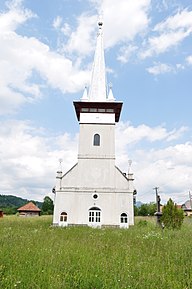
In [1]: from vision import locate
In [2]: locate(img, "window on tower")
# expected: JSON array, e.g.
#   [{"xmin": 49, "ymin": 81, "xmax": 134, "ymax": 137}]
[{"xmin": 93, "ymin": 134, "xmax": 100, "ymax": 146}]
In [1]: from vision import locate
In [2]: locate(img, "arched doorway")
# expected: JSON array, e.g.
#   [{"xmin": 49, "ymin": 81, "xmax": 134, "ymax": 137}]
[
  {"xmin": 120, "ymin": 213, "xmax": 129, "ymax": 228},
  {"xmin": 88, "ymin": 207, "xmax": 101, "ymax": 227},
  {"xmin": 59, "ymin": 212, "xmax": 68, "ymax": 227}
]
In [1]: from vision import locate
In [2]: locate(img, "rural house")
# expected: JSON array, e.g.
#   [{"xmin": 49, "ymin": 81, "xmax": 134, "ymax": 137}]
[
  {"xmin": 17, "ymin": 202, "xmax": 41, "ymax": 217},
  {"xmin": 53, "ymin": 20, "xmax": 136, "ymax": 228},
  {"xmin": 182, "ymin": 200, "xmax": 192, "ymax": 216}
]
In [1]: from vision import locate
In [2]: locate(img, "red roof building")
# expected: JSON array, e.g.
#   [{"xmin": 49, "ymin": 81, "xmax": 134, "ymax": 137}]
[{"xmin": 17, "ymin": 202, "xmax": 41, "ymax": 217}]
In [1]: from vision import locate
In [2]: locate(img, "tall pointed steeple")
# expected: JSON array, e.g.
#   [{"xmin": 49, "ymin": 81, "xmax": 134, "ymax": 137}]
[
  {"xmin": 74, "ymin": 19, "xmax": 122, "ymax": 123},
  {"xmin": 88, "ymin": 20, "xmax": 107, "ymax": 101}
]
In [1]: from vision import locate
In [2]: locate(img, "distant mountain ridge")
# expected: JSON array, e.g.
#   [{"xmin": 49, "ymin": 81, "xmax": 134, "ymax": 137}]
[{"xmin": 0, "ymin": 194, "xmax": 43, "ymax": 209}]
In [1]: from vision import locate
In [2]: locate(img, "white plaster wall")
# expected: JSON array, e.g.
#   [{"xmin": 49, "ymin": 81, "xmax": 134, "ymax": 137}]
[
  {"xmin": 80, "ymin": 113, "xmax": 115, "ymax": 124},
  {"xmin": 58, "ymin": 162, "xmax": 130, "ymax": 190},
  {"xmin": 53, "ymin": 191, "xmax": 134, "ymax": 226},
  {"xmin": 53, "ymin": 110, "xmax": 135, "ymax": 228},
  {"xmin": 78, "ymin": 123, "xmax": 115, "ymax": 159}
]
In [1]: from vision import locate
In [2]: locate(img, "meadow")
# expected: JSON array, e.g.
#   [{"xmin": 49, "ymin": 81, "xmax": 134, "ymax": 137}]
[{"xmin": 0, "ymin": 216, "xmax": 191, "ymax": 289}]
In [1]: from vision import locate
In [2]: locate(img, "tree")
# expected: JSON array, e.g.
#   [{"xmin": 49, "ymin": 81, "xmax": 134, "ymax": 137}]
[
  {"xmin": 138, "ymin": 204, "xmax": 148, "ymax": 216},
  {"xmin": 137, "ymin": 203, "xmax": 156, "ymax": 216},
  {"xmin": 161, "ymin": 198, "xmax": 184, "ymax": 229},
  {"xmin": 42, "ymin": 196, "xmax": 54, "ymax": 215},
  {"xmin": 134, "ymin": 205, "xmax": 139, "ymax": 216}
]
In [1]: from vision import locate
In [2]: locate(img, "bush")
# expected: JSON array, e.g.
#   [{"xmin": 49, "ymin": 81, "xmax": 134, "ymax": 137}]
[{"xmin": 161, "ymin": 198, "xmax": 184, "ymax": 229}]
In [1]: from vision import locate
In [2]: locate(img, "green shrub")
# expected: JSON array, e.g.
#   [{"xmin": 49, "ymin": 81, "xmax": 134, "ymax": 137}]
[{"xmin": 161, "ymin": 198, "xmax": 184, "ymax": 229}]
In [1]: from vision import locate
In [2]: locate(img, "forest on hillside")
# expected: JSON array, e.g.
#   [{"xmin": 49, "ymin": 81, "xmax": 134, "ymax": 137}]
[{"xmin": 0, "ymin": 194, "xmax": 42, "ymax": 214}]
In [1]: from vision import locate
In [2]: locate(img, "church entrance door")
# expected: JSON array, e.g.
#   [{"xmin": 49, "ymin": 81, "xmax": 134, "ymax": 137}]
[{"xmin": 88, "ymin": 207, "xmax": 101, "ymax": 227}]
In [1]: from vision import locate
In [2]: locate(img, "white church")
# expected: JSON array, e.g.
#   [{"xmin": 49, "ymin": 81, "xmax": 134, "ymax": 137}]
[{"xmin": 52, "ymin": 21, "xmax": 136, "ymax": 228}]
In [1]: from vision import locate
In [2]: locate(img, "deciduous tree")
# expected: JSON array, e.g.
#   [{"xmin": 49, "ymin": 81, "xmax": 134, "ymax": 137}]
[{"xmin": 42, "ymin": 196, "xmax": 54, "ymax": 215}]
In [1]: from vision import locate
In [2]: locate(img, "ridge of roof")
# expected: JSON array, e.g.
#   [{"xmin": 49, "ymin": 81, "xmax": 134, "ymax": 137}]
[{"xmin": 17, "ymin": 201, "xmax": 41, "ymax": 212}]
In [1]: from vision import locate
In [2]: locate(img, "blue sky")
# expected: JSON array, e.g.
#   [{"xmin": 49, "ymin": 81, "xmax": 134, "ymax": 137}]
[{"xmin": 0, "ymin": 0, "xmax": 192, "ymax": 204}]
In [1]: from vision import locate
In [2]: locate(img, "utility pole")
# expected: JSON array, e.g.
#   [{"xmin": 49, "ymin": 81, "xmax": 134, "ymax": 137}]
[
  {"xmin": 153, "ymin": 187, "xmax": 162, "ymax": 225},
  {"xmin": 189, "ymin": 191, "xmax": 192, "ymax": 209},
  {"xmin": 153, "ymin": 187, "xmax": 160, "ymax": 212}
]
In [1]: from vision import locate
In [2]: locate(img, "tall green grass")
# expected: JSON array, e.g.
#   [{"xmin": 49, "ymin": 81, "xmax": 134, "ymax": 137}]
[{"xmin": 0, "ymin": 216, "xmax": 192, "ymax": 289}]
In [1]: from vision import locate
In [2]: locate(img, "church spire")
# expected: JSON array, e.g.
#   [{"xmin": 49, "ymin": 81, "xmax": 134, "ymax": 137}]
[{"xmin": 88, "ymin": 20, "xmax": 107, "ymax": 101}]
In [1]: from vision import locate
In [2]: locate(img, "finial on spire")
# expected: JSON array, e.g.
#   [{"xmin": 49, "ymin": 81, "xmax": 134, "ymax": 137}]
[
  {"xmin": 98, "ymin": 20, "xmax": 103, "ymax": 29},
  {"xmin": 98, "ymin": 13, "xmax": 103, "ymax": 28}
]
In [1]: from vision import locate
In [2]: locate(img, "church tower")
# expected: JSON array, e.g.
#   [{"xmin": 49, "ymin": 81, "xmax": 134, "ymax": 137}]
[{"xmin": 53, "ymin": 21, "xmax": 136, "ymax": 228}]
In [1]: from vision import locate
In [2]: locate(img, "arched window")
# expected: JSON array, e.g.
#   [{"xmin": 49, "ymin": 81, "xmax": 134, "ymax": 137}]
[
  {"xmin": 60, "ymin": 212, "xmax": 67, "ymax": 222},
  {"xmin": 89, "ymin": 207, "xmax": 101, "ymax": 223},
  {"xmin": 93, "ymin": 134, "xmax": 100, "ymax": 146},
  {"xmin": 120, "ymin": 213, "xmax": 128, "ymax": 223}
]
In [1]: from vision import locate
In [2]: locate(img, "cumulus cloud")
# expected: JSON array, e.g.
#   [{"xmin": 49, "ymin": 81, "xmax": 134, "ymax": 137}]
[
  {"xmin": 134, "ymin": 144, "xmax": 192, "ymax": 204},
  {"xmin": 146, "ymin": 61, "xmax": 186, "ymax": 75},
  {"xmin": 0, "ymin": 1, "xmax": 90, "ymax": 115},
  {"xmin": 140, "ymin": 9, "xmax": 192, "ymax": 58},
  {"xmin": 186, "ymin": 55, "xmax": 192, "ymax": 65},
  {"xmin": 153, "ymin": 9, "xmax": 192, "ymax": 32},
  {"xmin": 0, "ymin": 119, "xmax": 190, "ymax": 203},
  {"xmin": 117, "ymin": 45, "xmax": 138, "ymax": 63},
  {"xmin": 62, "ymin": 0, "xmax": 151, "ymax": 56},
  {"xmin": 52, "ymin": 16, "xmax": 62, "ymax": 30},
  {"xmin": 63, "ymin": 14, "xmax": 97, "ymax": 56},
  {"xmin": 116, "ymin": 122, "xmax": 187, "ymax": 146},
  {"xmin": 0, "ymin": 0, "xmax": 35, "ymax": 33},
  {"xmin": 115, "ymin": 122, "xmax": 191, "ymax": 204},
  {"xmin": 0, "ymin": 120, "xmax": 78, "ymax": 200},
  {"xmin": 146, "ymin": 62, "xmax": 173, "ymax": 75},
  {"xmin": 101, "ymin": 0, "xmax": 151, "ymax": 48}
]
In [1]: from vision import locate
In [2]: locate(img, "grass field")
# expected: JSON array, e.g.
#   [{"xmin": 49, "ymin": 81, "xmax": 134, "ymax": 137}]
[{"xmin": 0, "ymin": 216, "xmax": 192, "ymax": 289}]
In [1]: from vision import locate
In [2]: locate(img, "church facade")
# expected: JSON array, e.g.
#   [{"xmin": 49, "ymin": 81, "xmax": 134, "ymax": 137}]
[{"xmin": 52, "ymin": 21, "xmax": 136, "ymax": 228}]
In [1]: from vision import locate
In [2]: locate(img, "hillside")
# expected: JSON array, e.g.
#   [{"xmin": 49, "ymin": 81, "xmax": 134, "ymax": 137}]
[{"xmin": 0, "ymin": 194, "xmax": 43, "ymax": 212}]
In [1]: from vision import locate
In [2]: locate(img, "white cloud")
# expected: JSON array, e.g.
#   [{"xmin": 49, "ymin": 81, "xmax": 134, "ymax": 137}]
[
  {"xmin": 101, "ymin": 0, "xmax": 151, "ymax": 48},
  {"xmin": 154, "ymin": 9, "xmax": 192, "ymax": 32},
  {"xmin": 0, "ymin": 120, "xmax": 78, "ymax": 200},
  {"xmin": 141, "ymin": 30, "xmax": 190, "ymax": 58},
  {"xmin": 0, "ymin": 2, "xmax": 91, "ymax": 115},
  {"xmin": 0, "ymin": 119, "xmax": 190, "ymax": 204},
  {"xmin": 133, "ymin": 143, "xmax": 192, "ymax": 204},
  {"xmin": 52, "ymin": 16, "xmax": 62, "ymax": 30},
  {"xmin": 146, "ymin": 62, "xmax": 173, "ymax": 75},
  {"xmin": 63, "ymin": 0, "xmax": 151, "ymax": 56},
  {"xmin": 146, "ymin": 62, "xmax": 186, "ymax": 75},
  {"xmin": 140, "ymin": 9, "xmax": 192, "ymax": 58},
  {"xmin": 117, "ymin": 45, "xmax": 138, "ymax": 63},
  {"xmin": 63, "ymin": 14, "xmax": 97, "ymax": 56},
  {"xmin": 116, "ymin": 122, "xmax": 187, "ymax": 146},
  {"xmin": 186, "ymin": 55, "xmax": 192, "ymax": 65},
  {"xmin": 115, "ymin": 122, "xmax": 190, "ymax": 204},
  {"xmin": 0, "ymin": 0, "xmax": 36, "ymax": 33}
]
